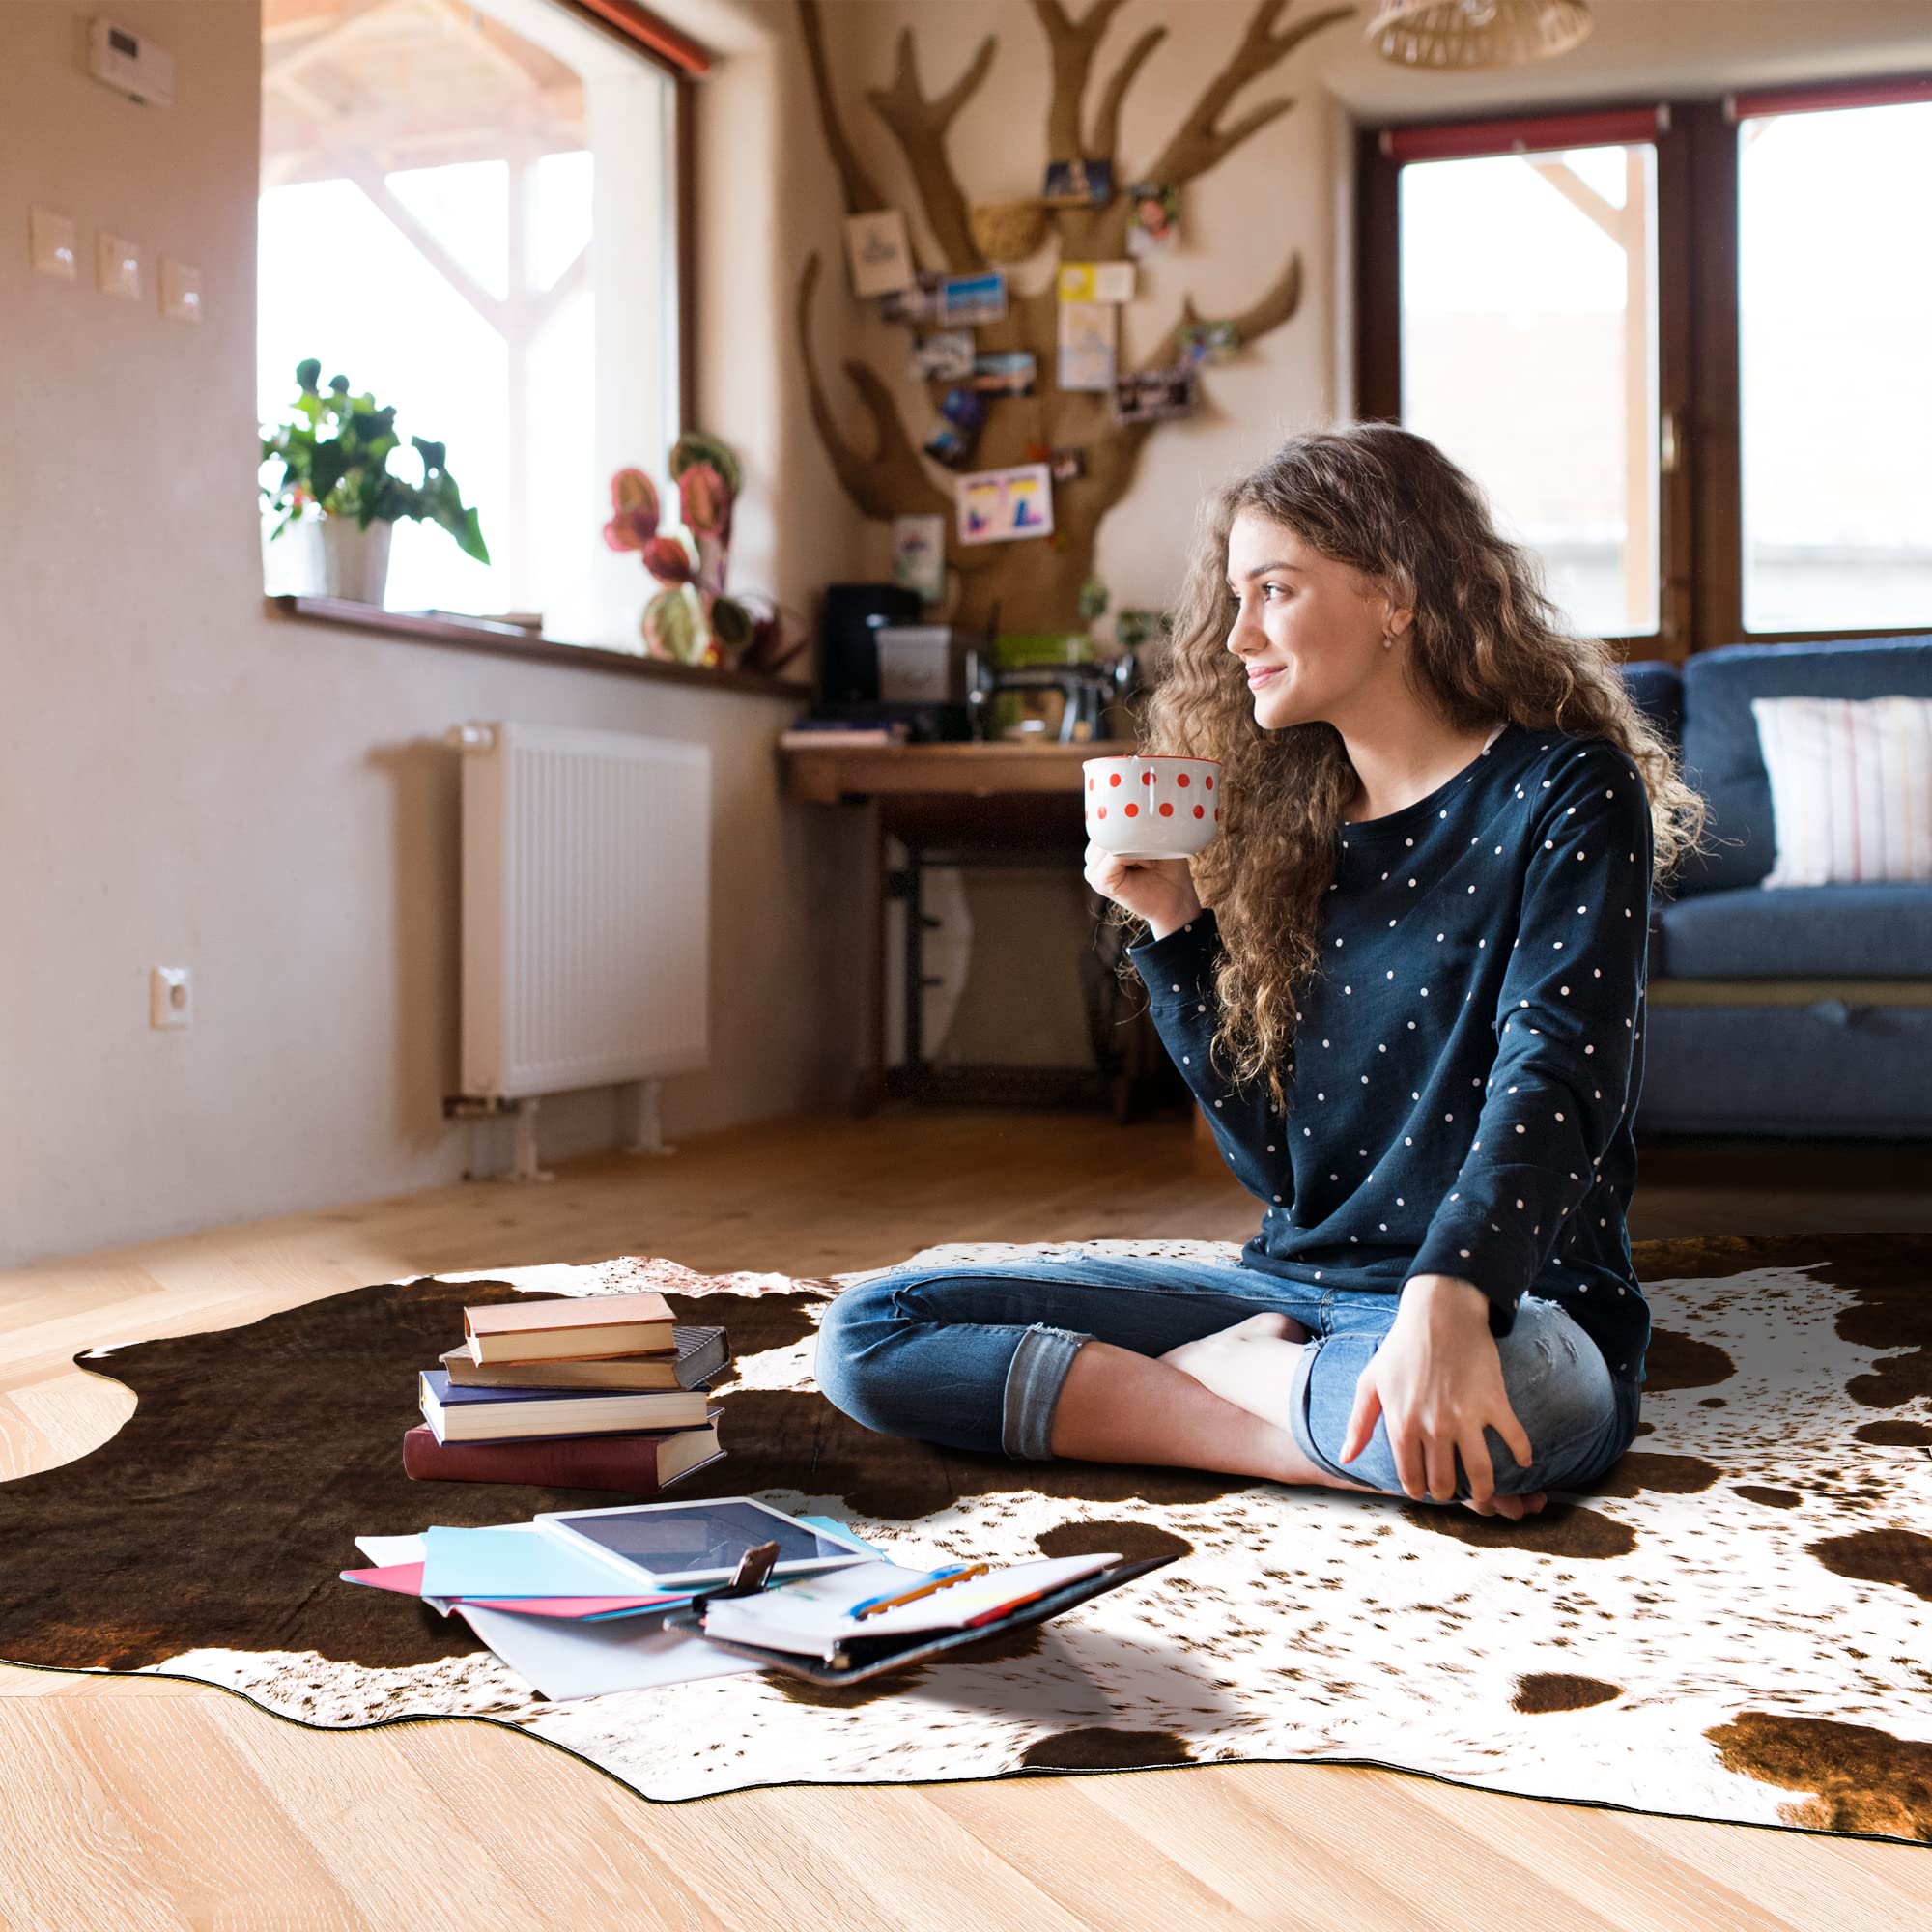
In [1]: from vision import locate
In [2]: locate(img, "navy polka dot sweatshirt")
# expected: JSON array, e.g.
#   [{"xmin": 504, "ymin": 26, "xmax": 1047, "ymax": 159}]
[{"xmin": 1123, "ymin": 721, "xmax": 1655, "ymax": 1386}]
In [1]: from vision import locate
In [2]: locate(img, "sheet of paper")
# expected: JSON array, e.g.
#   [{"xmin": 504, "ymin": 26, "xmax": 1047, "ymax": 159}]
[
  {"xmin": 458, "ymin": 1604, "xmax": 762, "ymax": 1700},
  {"xmin": 356, "ymin": 1533, "xmax": 427, "ymax": 1569},
  {"xmin": 420, "ymin": 1523, "xmax": 642, "ymax": 1600}
]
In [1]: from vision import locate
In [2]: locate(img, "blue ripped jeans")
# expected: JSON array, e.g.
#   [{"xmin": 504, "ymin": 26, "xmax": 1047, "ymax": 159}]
[{"xmin": 814, "ymin": 1249, "xmax": 1642, "ymax": 1500}]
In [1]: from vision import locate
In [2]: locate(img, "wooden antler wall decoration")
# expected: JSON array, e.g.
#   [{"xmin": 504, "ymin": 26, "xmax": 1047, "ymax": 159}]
[{"xmin": 796, "ymin": 0, "xmax": 1354, "ymax": 630}]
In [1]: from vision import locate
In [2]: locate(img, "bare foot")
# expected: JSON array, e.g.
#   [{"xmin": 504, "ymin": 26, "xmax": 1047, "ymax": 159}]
[
  {"xmin": 1159, "ymin": 1315, "xmax": 1307, "ymax": 1438},
  {"xmin": 1161, "ymin": 1316, "xmax": 1551, "ymax": 1520}
]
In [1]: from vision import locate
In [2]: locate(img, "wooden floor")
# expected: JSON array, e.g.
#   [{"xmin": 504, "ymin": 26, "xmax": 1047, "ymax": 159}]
[{"xmin": 2, "ymin": 1107, "xmax": 1928, "ymax": 1931}]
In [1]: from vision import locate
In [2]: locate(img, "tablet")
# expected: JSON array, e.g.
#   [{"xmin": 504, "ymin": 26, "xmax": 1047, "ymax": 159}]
[{"xmin": 535, "ymin": 1496, "xmax": 877, "ymax": 1589}]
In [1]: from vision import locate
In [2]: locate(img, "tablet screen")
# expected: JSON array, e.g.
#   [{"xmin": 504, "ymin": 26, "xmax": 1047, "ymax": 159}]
[{"xmin": 546, "ymin": 1501, "xmax": 863, "ymax": 1585}]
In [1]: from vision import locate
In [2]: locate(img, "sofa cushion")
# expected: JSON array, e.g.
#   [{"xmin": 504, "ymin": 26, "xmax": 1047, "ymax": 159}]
[
  {"xmin": 1619, "ymin": 659, "xmax": 1684, "ymax": 748},
  {"xmin": 1656, "ymin": 881, "xmax": 1932, "ymax": 979},
  {"xmin": 1674, "ymin": 636, "xmax": 1932, "ymax": 895}
]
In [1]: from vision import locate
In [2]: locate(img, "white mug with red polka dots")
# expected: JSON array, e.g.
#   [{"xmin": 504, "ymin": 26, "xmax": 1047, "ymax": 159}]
[{"xmin": 1082, "ymin": 753, "xmax": 1223, "ymax": 861}]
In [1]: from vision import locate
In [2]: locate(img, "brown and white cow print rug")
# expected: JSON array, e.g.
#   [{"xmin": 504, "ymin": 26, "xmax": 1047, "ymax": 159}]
[{"xmin": 2, "ymin": 1232, "xmax": 1927, "ymax": 1843}]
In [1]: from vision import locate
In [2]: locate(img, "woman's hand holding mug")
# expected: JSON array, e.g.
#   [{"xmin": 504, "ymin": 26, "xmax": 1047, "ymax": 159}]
[
  {"xmin": 1084, "ymin": 846, "xmax": 1202, "ymax": 942},
  {"xmin": 1082, "ymin": 753, "xmax": 1222, "ymax": 941}
]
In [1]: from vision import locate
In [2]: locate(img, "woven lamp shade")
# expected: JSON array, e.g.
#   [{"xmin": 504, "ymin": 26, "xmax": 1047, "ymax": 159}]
[{"xmin": 1368, "ymin": 0, "xmax": 1592, "ymax": 69}]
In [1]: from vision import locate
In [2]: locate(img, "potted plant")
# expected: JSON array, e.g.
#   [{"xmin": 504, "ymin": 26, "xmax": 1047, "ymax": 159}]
[{"xmin": 260, "ymin": 358, "xmax": 489, "ymax": 604}]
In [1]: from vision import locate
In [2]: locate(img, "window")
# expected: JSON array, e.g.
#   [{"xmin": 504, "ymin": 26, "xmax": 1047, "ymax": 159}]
[
  {"xmin": 1396, "ymin": 124, "xmax": 1661, "ymax": 639},
  {"xmin": 1358, "ymin": 75, "xmax": 1932, "ymax": 654},
  {"xmin": 1736, "ymin": 95, "xmax": 1932, "ymax": 634},
  {"xmin": 259, "ymin": 0, "xmax": 688, "ymax": 646}
]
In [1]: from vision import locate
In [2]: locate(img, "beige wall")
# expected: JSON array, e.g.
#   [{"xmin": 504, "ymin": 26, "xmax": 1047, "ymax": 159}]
[{"xmin": 0, "ymin": 0, "xmax": 864, "ymax": 1265}]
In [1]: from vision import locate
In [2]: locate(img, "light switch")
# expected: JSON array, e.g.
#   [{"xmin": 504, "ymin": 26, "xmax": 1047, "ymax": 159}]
[
  {"xmin": 96, "ymin": 230, "xmax": 141, "ymax": 300},
  {"xmin": 159, "ymin": 257, "xmax": 202, "ymax": 323},
  {"xmin": 30, "ymin": 206, "xmax": 77, "ymax": 279}
]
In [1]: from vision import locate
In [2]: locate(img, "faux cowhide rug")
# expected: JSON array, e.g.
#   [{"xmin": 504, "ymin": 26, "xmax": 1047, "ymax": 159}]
[{"xmin": 3, "ymin": 1233, "xmax": 1929, "ymax": 1844}]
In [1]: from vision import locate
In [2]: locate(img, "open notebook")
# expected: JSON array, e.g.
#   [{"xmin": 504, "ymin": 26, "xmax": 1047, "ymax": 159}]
[{"xmin": 696, "ymin": 1553, "xmax": 1126, "ymax": 1660}]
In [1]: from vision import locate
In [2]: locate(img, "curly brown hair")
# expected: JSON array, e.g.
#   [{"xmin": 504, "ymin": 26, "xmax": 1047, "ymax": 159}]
[{"xmin": 1106, "ymin": 421, "xmax": 1711, "ymax": 1116}]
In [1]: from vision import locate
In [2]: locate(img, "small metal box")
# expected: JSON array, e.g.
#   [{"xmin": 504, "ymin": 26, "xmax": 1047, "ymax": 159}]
[{"xmin": 875, "ymin": 625, "xmax": 965, "ymax": 704}]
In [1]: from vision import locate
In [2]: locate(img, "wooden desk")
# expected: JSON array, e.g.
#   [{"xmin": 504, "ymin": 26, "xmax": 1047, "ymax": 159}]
[{"xmin": 780, "ymin": 740, "xmax": 1180, "ymax": 1118}]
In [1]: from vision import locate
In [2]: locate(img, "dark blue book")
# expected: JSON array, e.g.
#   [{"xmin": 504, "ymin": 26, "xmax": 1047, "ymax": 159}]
[{"xmin": 417, "ymin": 1370, "xmax": 715, "ymax": 1445}]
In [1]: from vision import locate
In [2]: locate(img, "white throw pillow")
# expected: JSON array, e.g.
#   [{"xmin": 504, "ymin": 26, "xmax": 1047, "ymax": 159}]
[{"xmin": 1749, "ymin": 694, "xmax": 1932, "ymax": 888}]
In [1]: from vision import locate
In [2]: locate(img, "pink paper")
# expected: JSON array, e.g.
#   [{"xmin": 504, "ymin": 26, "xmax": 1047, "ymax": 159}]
[{"xmin": 341, "ymin": 1563, "xmax": 673, "ymax": 1619}]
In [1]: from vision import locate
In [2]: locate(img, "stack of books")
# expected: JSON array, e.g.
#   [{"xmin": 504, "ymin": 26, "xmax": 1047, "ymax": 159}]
[{"xmin": 407, "ymin": 1291, "xmax": 730, "ymax": 1494}]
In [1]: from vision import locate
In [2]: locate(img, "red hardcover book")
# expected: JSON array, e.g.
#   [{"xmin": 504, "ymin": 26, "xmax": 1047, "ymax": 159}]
[{"xmin": 401, "ymin": 1414, "xmax": 722, "ymax": 1492}]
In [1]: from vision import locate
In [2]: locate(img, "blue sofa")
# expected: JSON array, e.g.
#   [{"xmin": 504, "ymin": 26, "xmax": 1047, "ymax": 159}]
[{"xmin": 1620, "ymin": 636, "xmax": 1932, "ymax": 1138}]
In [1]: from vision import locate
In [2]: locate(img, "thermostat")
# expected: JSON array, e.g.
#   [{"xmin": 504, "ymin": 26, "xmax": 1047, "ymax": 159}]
[{"xmin": 89, "ymin": 17, "xmax": 174, "ymax": 107}]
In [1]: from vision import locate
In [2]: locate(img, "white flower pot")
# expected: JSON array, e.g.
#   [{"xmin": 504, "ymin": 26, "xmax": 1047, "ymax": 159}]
[{"xmin": 318, "ymin": 517, "xmax": 393, "ymax": 605}]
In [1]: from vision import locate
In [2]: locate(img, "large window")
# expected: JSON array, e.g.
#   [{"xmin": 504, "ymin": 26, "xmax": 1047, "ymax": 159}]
[
  {"xmin": 1397, "ymin": 124, "xmax": 1660, "ymax": 639},
  {"xmin": 1359, "ymin": 78, "xmax": 1932, "ymax": 654},
  {"xmin": 259, "ymin": 0, "xmax": 685, "ymax": 646},
  {"xmin": 1737, "ymin": 96, "xmax": 1932, "ymax": 634}
]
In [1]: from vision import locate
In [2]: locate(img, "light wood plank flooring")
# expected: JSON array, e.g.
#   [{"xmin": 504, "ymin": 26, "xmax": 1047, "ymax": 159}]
[{"xmin": 2, "ymin": 1108, "xmax": 1927, "ymax": 1931}]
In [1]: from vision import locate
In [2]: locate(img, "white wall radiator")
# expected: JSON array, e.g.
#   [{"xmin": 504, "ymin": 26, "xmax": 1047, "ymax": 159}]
[{"xmin": 448, "ymin": 720, "xmax": 710, "ymax": 1173}]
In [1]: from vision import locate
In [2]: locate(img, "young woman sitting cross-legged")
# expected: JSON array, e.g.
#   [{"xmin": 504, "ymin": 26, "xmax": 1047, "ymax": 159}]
[{"xmin": 815, "ymin": 423, "xmax": 1709, "ymax": 1520}]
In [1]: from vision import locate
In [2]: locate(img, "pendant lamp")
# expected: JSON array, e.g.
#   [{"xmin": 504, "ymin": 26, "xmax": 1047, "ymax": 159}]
[{"xmin": 1367, "ymin": 0, "xmax": 1593, "ymax": 70}]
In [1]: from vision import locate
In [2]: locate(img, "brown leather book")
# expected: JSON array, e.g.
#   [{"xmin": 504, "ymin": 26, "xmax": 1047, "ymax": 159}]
[{"xmin": 401, "ymin": 1415, "xmax": 723, "ymax": 1492}]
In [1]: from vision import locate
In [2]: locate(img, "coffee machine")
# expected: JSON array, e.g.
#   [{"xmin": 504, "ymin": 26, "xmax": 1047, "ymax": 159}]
[{"xmin": 815, "ymin": 582, "xmax": 976, "ymax": 742}]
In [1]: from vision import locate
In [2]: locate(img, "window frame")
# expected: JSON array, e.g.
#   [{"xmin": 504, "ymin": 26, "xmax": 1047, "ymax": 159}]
[
  {"xmin": 256, "ymin": 0, "xmax": 703, "ymax": 670},
  {"xmin": 1355, "ymin": 79, "xmax": 1932, "ymax": 659}
]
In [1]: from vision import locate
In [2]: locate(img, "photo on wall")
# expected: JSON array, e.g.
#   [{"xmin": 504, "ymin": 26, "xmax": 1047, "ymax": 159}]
[
  {"xmin": 1042, "ymin": 157, "xmax": 1115, "ymax": 208},
  {"xmin": 842, "ymin": 210, "xmax": 915, "ymax": 298},
  {"xmin": 892, "ymin": 514, "xmax": 948, "ymax": 605},
  {"xmin": 881, "ymin": 271, "xmax": 946, "ymax": 326},
  {"xmin": 942, "ymin": 271, "xmax": 1008, "ymax": 327},
  {"xmin": 1058, "ymin": 261, "xmax": 1135, "ymax": 305},
  {"xmin": 970, "ymin": 350, "xmax": 1037, "ymax": 396},
  {"xmin": 1114, "ymin": 366, "xmax": 1198, "ymax": 426},
  {"xmin": 1056, "ymin": 301, "xmax": 1117, "ymax": 393},
  {"xmin": 1125, "ymin": 182, "xmax": 1179, "ymax": 255},
  {"xmin": 1177, "ymin": 318, "xmax": 1240, "ymax": 366},
  {"xmin": 909, "ymin": 332, "xmax": 976, "ymax": 383},
  {"xmin": 956, "ymin": 463, "xmax": 1055, "ymax": 546}
]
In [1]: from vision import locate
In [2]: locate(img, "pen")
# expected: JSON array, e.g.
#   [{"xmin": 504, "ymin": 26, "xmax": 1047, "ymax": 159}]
[{"xmin": 847, "ymin": 1562, "xmax": 990, "ymax": 1620}]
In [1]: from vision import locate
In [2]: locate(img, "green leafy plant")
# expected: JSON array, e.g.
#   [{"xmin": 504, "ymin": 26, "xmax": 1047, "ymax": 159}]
[{"xmin": 260, "ymin": 358, "xmax": 490, "ymax": 564}]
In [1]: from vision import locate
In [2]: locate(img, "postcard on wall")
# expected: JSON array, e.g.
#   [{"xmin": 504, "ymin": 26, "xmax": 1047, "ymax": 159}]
[
  {"xmin": 956, "ymin": 463, "xmax": 1055, "ymax": 547},
  {"xmin": 970, "ymin": 350, "xmax": 1037, "ymax": 397},
  {"xmin": 1113, "ymin": 365, "xmax": 1198, "ymax": 427},
  {"xmin": 843, "ymin": 210, "xmax": 914, "ymax": 298},
  {"xmin": 1056, "ymin": 300, "xmax": 1117, "ymax": 392},
  {"xmin": 880, "ymin": 271, "xmax": 946, "ymax": 326},
  {"xmin": 909, "ymin": 331, "xmax": 975, "ymax": 383},
  {"xmin": 942, "ymin": 270, "xmax": 1008, "ymax": 326},
  {"xmin": 1177, "ymin": 318, "xmax": 1240, "ymax": 366},
  {"xmin": 1041, "ymin": 157, "xmax": 1115, "ymax": 208},
  {"xmin": 1058, "ymin": 260, "xmax": 1135, "ymax": 305},
  {"xmin": 923, "ymin": 385, "xmax": 985, "ymax": 469},
  {"xmin": 1125, "ymin": 182, "xmax": 1179, "ymax": 255},
  {"xmin": 893, "ymin": 514, "xmax": 948, "ymax": 605}
]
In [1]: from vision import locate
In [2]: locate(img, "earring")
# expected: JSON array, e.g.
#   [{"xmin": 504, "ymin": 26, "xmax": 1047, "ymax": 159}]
[{"xmin": 1381, "ymin": 633, "xmax": 1396, "ymax": 650}]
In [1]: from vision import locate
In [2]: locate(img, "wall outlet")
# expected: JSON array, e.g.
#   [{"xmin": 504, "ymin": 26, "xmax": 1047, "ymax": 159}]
[{"xmin": 150, "ymin": 966, "xmax": 192, "ymax": 1029}]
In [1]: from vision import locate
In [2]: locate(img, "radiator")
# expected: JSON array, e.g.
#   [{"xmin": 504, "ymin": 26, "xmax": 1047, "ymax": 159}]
[{"xmin": 450, "ymin": 720, "xmax": 710, "ymax": 1104}]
